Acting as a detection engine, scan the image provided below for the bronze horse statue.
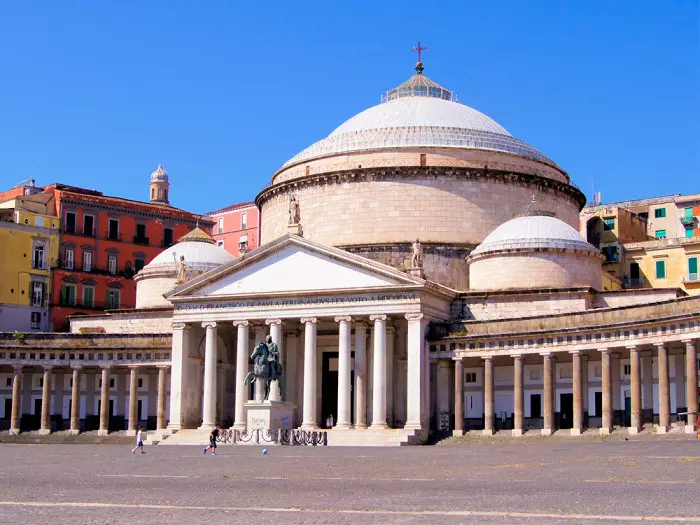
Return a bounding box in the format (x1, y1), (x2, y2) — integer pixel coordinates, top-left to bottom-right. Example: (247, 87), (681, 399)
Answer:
(243, 338), (283, 401)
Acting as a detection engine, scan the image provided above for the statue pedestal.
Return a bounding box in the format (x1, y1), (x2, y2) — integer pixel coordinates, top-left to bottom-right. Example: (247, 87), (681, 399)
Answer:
(287, 223), (303, 236)
(407, 267), (424, 279)
(245, 400), (297, 431)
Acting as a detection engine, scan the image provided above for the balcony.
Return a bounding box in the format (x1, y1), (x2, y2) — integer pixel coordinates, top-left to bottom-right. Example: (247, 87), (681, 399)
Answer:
(133, 235), (150, 246)
(680, 216), (697, 228)
(623, 278), (646, 288)
(684, 273), (699, 283)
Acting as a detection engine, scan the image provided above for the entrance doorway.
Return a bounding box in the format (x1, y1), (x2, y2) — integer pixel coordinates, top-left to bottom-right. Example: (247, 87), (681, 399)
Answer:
(4, 398), (11, 420)
(559, 393), (573, 429)
(530, 394), (541, 419)
(624, 394), (631, 427)
(321, 352), (354, 427)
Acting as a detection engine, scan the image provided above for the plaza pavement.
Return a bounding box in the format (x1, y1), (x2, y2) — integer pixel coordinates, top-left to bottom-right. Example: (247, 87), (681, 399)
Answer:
(0, 438), (698, 524)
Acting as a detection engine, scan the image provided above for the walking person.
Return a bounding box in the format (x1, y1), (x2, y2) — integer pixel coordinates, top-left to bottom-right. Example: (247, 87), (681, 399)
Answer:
(203, 422), (220, 455)
(131, 425), (145, 454)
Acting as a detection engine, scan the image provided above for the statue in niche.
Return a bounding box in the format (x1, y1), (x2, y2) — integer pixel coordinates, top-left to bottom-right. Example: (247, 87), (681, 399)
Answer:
(289, 193), (301, 225)
(175, 255), (188, 284)
(411, 239), (424, 269)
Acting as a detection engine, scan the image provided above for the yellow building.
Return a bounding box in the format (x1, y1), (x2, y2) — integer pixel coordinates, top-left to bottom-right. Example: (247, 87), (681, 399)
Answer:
(623, 236), (700, 296)
(0, 195), (59, 331)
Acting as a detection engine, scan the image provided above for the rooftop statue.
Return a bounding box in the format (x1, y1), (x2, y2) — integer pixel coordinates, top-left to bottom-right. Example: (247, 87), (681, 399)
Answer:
(289, 193), (301, 225)
(175, 255), (188, 284)
(411, 239), (424, 269)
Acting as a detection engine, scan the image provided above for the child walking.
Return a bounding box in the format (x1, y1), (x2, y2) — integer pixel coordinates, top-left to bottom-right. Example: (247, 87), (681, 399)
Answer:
(203, 423), (219, 456)
(131, 425), (145, 454)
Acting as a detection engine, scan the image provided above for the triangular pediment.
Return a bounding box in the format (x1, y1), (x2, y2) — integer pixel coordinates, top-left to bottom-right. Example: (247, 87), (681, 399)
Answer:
(168, 235), (424, 299)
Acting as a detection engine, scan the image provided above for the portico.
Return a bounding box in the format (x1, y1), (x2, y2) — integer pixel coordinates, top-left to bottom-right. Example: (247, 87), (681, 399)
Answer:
(163, 235), (452, 442)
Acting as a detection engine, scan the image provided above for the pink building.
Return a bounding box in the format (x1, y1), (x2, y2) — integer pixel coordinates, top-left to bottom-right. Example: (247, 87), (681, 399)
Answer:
(207, 201), (259, 258)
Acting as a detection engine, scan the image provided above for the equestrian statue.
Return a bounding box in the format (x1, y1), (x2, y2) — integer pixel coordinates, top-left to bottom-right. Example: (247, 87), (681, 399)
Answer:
(243, 335), (283, 401)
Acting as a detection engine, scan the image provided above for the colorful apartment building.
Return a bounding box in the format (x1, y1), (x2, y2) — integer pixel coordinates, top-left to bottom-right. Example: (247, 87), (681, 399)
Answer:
(580, 192), (700, 294)
(0, 167), (212, 331)
(207, 201), (259, 258)
(0, 192), (60, 332)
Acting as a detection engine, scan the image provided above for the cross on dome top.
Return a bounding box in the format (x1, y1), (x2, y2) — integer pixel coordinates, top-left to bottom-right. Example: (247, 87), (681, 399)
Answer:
(411, 40), (428, 72)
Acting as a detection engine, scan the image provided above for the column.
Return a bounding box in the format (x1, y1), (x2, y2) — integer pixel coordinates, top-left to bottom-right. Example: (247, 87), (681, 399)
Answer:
(370, 314), (388, 429)
(386, 325), (396, 427)
(334, 316), (353, 429)
(265, 319), (283, 399)
(9, 366), (22, 435)
(232, 321), (250, 429)
(684, 340), (698, 432)
(513, 355), (524, 436)
(128, 366), (138, 434)
(629, 346), (642, 434)
(301, 318), (318, 429)
(254, 324), (266, 401)
(542, 353), (554, 436)
(600, 349), (613, 435)
(167, 322), (190, 430)
(39, 366), (53, 435)
(483, 357), (494, 435)
(157, 366), (168, 430)
(70, 366), (81, 435)
(571, 351), (583, 436)
(404, 313), (427, 431)
(200, 322), (218, 428)
(286, 330), (300, 423)
(436, 360), (451, 432)
(98, 366), (111, 436)
(354, 321), (368, 429)
(453, 358), (464, 436)
(656, 342), (670, 434)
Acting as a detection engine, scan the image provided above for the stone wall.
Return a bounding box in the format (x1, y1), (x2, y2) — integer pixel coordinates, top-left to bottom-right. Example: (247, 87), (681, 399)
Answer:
(135, 275), (177, 309)
(455, 290), (591, 321)
(259, 168), (583, 270)
(469, 251), (603, 291)
(69, 309), (174, 335)
(0, 331), (172, 350)
(341, 242), (474, 291)
(594, 289), (682, 309)
(273, 148), (569, 185)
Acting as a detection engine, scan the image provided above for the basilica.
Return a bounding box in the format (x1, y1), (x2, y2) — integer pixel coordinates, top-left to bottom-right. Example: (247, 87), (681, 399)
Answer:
(1, 59), (697, 445)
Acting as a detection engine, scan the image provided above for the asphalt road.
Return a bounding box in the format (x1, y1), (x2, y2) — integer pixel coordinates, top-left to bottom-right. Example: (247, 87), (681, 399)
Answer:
(0, 439), (698, 524)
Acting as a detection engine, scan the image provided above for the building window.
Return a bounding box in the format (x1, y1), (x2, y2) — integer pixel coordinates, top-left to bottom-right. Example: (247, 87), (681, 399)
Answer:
(134, 224), (148, 245)
(64, 248), (75, 270)
(603, 218), (615, 231)
(465, 372), (477, 383)
(655, 260), (666, 279)
(239, 234), (248, 252)
(31, 281), (45, 307)
(109, 378), (115, 388)
(106, 289), (120, 310)
(83, 215), (94, 236)
(241, 212), (247, 229)
(134, 257), (145, 272)
(216, 239), (224, 248)
(218, 217), (224, 233)
(32, 242), (45, 269)
(623, 364), (631, 376)
(655, 230), (666, 239)
(108, 219), (119, 240)
(65, 212), (76, 233)
(685, 207), (693, 219)
(83, 251), (92, 272)
(30, 312), (41, 330)
(654, 208), (666, 218)
(83, 286), (94, 308)
(108, 255), (117, 275)
(689, 257), (698, 281)
(61, 284), (77, 306)
(138, 378), (143, 388)
(163, 228), (173, 248)
(601, 246), (618, 263)
(686, 228), (694, 239)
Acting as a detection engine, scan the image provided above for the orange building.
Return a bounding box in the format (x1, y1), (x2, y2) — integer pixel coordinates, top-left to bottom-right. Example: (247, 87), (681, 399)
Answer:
(1, 166), (212, 331)
(207, 201), (259, 258)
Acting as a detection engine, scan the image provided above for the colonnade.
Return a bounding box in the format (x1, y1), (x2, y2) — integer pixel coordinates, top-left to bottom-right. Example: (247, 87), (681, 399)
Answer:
(6, 364), (169, 435)
(175, 312), (429, 432)
(450, 340), (698, 435)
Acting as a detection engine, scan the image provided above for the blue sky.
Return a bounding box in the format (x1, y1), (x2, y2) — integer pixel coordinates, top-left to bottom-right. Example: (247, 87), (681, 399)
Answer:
(0, 1), (697, 214)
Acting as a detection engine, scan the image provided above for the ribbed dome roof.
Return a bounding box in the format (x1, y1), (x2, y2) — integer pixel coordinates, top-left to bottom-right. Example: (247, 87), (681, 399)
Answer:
(471, 215), (598, 256)
(279, 68), (556, 170)
(144, 228), (234, 272)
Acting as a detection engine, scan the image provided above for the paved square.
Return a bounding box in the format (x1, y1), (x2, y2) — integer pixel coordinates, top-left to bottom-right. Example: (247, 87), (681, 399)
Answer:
(0, 440), (698, 524)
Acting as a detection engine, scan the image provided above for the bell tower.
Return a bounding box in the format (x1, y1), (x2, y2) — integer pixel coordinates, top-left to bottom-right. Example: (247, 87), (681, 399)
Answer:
(150, 164), (170, 205)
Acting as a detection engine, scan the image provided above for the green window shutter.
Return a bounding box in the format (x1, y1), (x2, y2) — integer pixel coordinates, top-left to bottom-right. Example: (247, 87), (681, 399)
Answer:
(689, 258), (698, 275)
(686, 229), (694, 238)
(60, 285), (67, 305)
(655, 260), (666, 279)
(655, 230), (666, 239)
(685, 207), (693, 218)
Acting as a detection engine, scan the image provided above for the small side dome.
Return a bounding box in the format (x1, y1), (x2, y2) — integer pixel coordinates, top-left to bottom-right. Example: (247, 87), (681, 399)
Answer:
(151, 164), (169, 182)
(468, 214), (604, 291)
(135, 227), (234, 308)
